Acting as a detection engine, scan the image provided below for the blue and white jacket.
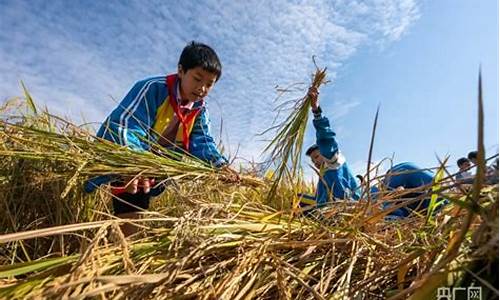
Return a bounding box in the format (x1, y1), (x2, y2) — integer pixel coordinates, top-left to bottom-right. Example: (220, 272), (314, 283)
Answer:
(85, 75), (227, 193)
(97, 75), (227, 166)
(313, 112), (361, 206)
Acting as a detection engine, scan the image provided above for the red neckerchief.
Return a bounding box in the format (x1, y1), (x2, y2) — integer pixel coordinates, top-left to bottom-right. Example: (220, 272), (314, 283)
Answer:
(165, 74), (203, 151)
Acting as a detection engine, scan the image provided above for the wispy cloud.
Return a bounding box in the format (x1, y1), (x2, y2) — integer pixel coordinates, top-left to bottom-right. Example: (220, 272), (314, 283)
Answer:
(0, 0), (420, 161)
(331, 0), (420, 42)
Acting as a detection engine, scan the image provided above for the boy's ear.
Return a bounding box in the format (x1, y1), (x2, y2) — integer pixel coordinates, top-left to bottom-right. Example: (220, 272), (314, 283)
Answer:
(177, 64), (184, 77)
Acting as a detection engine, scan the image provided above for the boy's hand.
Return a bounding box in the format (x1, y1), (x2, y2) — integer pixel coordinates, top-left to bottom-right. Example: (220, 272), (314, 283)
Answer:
(308, 87), (320, 112)
(122, 177), (154, 194)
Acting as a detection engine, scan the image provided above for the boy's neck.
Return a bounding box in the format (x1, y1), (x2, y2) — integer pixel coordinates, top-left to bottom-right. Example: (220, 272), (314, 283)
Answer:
(180, 98), (191, 106)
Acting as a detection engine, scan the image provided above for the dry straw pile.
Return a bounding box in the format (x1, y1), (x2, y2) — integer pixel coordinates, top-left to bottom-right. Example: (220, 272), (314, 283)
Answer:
(0, 71), (497, 299)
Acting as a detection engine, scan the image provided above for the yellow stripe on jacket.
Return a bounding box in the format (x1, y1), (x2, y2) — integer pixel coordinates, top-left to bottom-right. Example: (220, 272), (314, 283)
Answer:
(152, 96), (198, 148)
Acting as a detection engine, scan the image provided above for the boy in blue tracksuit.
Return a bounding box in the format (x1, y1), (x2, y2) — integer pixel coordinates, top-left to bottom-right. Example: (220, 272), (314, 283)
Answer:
(299, 88), (434, 218)
(368, 162), (441, 219)
(86, 41), (238, 234)
(301, 87), (360, 208)
(378, 162), (434, 218)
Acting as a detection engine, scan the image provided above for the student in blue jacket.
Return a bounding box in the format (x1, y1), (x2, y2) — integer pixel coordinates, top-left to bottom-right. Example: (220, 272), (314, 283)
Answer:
(299, 88), (435, 218)
(86, 41), (238, 235)
(301, 87), (361, 208)
(376, 162), (435, 218)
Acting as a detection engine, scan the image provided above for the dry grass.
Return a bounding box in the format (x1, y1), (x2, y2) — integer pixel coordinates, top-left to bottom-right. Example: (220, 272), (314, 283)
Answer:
(0, 71), (497, 299)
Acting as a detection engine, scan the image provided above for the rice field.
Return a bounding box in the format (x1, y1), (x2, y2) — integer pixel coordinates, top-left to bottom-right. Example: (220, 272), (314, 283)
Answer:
(0, 72), (497, 299)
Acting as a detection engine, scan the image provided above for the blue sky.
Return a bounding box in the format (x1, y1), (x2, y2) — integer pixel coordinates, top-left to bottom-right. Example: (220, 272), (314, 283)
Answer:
(0, 0), (498, 178)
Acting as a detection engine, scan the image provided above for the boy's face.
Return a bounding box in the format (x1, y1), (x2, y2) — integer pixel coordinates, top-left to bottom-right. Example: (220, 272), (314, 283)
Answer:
(459, 161), (471, 171)
(309, 149), (326, 169)
(178, 66), (217, 102)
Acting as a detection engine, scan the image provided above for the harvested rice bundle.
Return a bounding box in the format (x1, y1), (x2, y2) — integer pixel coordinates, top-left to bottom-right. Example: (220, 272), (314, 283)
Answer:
(262, 63), (328, 207)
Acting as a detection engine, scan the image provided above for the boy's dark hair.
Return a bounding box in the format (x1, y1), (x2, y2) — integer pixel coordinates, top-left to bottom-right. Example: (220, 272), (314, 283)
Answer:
(457, 157), (469, 167)
(356, 174), (364, 184)
(467, 151), (478, 160)
(306, 144), (319, 156)
(178, 41), (222, 81)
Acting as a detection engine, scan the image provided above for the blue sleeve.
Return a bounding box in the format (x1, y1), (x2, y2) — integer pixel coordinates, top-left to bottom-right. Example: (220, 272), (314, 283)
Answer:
(313, 116), (339, 160)
(84, 175), (118, 193)
(384, 163), (434, 189)
(315, 184), (328, 208)
(96, 77), (166, 152)
(189, 107), (228, 167)
(370, 185), (380, 198)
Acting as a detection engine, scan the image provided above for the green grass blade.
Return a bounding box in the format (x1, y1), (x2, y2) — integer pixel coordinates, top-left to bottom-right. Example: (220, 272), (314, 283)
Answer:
(20, 81), (37, 116)
(0, 255), (77, 278)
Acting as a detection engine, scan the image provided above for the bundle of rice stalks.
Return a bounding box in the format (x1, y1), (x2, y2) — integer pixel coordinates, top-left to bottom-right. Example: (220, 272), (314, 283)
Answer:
(262, 62), (328, 207)
(0, 92), (262, 261)
(0, 116), (262, 189)
(0, 182), (497, 299)
(0, 71), (497, 299)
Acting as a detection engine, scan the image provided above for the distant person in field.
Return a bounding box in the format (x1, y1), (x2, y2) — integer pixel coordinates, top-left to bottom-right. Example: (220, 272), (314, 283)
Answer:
(356, 174), (364, 185)
(467, 151), (478, 165)
(467, 150), (480, 180)
(468, 150), (499, 184)
(455, 157), (473, 183)
(85, 41), (239, 235)
(374, 162), (437, 218)
(299, 87), (361, 208)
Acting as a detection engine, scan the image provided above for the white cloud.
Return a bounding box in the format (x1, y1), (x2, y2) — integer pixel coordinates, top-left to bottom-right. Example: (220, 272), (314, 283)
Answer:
(331, 0), (420, 42)
(371, 0), (421, 41)
(0, 0), (421, 162)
